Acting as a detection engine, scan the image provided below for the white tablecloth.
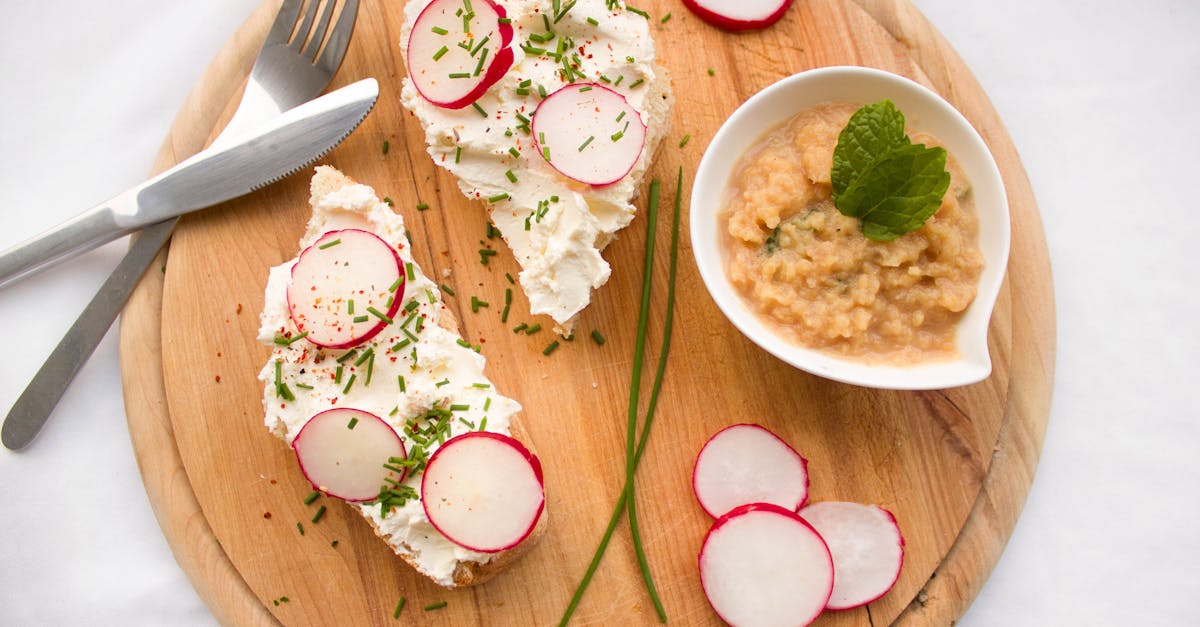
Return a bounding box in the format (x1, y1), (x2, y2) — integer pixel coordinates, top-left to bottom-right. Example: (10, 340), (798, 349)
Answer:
(2, 1), (1197, 624)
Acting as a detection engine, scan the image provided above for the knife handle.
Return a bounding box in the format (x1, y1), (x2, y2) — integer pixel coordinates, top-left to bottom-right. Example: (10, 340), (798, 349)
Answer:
(0, 201), (132, 289)
(1, 218), (176, 450)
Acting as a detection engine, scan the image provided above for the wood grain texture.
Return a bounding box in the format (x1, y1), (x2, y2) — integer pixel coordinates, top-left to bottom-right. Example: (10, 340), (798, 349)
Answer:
(117, 0), (1054, 625)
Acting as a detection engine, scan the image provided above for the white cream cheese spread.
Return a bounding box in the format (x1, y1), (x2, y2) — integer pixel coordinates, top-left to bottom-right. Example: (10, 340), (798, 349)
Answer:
(257, 166), (522, 586)
(400, 0), (673, 332)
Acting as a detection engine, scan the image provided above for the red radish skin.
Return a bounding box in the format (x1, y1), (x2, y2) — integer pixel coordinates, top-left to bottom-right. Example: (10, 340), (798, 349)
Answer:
(406, 0), (515, 109)
(699, 502), (834, 627)
(531, 83), (647, 186)
(421, 432), (544, 553)
(292, 408), (407, 502)
(286, 229), (404, 349)
(692, 423), (809, 518)
(799, 501), (905, 610)
(682, 0), (793, 31)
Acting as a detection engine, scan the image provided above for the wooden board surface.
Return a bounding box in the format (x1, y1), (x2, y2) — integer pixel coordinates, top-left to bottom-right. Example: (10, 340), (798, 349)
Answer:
(118, 0), (1055, 624)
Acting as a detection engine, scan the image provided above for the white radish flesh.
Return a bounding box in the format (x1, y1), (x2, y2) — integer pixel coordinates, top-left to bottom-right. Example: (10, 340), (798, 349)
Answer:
(286, 229), (404, 349)
(681, 0), (792, 30)
(292, 408), (407, 502)
(422, 432), (544, 553)
(799, 501), (905, 610)
(699, 503), (834, 627)
(692, 423), (809, 518)
(406, 0), (515, 109)
(531, 83), (646, 186)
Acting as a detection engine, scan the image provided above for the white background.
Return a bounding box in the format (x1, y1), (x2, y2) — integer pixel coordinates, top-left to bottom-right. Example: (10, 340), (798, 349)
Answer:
(2, 1), (1197, 625)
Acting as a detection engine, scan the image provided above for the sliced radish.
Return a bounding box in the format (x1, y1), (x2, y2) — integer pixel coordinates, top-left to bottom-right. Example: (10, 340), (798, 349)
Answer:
(799, 502), (905, 610)
(292, 408), (407, 502)
(421, 432), (544, 553)
(692, 423), (809, 518)
(531, 83), (646, 186)
(682, 0), (792, 30)
(406, 0), (515, 109)
(286, 229), (404, 349)
(700, 502), (834, 627)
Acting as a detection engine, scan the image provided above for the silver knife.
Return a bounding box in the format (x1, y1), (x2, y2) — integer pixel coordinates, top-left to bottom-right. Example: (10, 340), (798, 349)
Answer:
(0, 78), (378, 451)
(0, 77), (379, 289)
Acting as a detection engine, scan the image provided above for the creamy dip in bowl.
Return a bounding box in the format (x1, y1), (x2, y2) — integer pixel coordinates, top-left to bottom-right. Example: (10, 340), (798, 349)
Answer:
(691, 66), (1010, 389)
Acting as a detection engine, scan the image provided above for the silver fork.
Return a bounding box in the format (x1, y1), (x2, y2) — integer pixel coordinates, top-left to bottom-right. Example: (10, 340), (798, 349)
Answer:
(1, 0), (360, 450)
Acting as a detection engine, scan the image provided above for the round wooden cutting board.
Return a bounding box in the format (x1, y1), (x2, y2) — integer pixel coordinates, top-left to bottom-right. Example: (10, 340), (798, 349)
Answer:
(119, 0), (1055, 625)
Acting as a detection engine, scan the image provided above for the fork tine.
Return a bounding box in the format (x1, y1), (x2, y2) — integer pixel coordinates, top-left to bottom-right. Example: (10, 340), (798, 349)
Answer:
(289, 0), (321, 50)
(316, 0), (360, 74)
(262, 0), (304, 48)
(301, 0), (338, 61)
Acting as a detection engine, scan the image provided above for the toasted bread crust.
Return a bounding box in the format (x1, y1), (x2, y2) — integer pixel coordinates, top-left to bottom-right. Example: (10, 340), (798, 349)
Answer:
(268, 166), (546, 588)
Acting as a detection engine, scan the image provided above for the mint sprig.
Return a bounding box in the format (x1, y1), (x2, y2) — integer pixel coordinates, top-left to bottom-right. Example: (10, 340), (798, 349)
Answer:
(831, 100), (951, 242)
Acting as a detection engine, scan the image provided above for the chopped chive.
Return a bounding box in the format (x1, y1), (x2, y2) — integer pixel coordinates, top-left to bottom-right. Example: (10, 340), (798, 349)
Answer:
(449, 404), (470, 412)
(274, 330), (310, 346)
(626, 5), (649, 18)
(394, 597), (407, 619)
(501, 304), (511, 323)
(432, 25), (449, 35)
(353, 314), (370, 323)
(480, 416), (489, 430)
(525, 323), (542, 335)
(295, 383), (313, 390)
(435, 379), (450, 387)
(432, 45), (449, 61)
(707, 68), (715, 76)
(391, 339), (411, 352)
(538, 83), (548, 98)
(470, 296), (489, 312)
(448, 71), (472, 79)
(382, 140), (390, 154)
(311, 505), (327, 524)
(587, 16), (599, 25)
(455, 146), (462, 163)
(629, 78), (644, 88)
(591, 329), (606, 345)
(398, 375), (406, 392)
(347, 416), (359, 429)
(471, 382), (491, 389)
(365, 353), (375, 386)
(554, 0), (577, 22)
(354, 348), (374, 366)
(598, 75), (612, 84)
(488, 192), (510, 203)
(304, 490), (321, 505)
(483, 398), (492, 411)
(660, 12), (672, 22)
(578, 135), (595, 151)
(337, 349), (358, 364)
(405, 300), (419, 312)
(405, 262), (415, 281)
(472, 47), (489, 76)
(459, 417), (476, 429)
(505, 288), (512, 305)
(416, 202), (429, 211)
(471, 35), (491, 56)
(367, 307), (394, 324)
(335, 365), (343, 384)
(424, 602), (448, 612)
(519, 78), (533, 87)
(441, 284), (456, 296)
(479, 249), (498, 265)
(505, 272), (515, 284)
(342, 374), (357, 394)
(521, 43), (547, 55)
(513, 323), (528, 333)
(400, 311), (419, 329)
(505, 169), (518, 183)
(498, 16), (512, 23)
(297, 522), (305, 535)
(614, 74), (624, 86)
(279, 384), (295, 402)
(679, 134), (692, 148)
(542, 146), (551, 161)
(508, 147), (521, 159)
(543, 341), (560, 356)
(318, 238), (341, 249)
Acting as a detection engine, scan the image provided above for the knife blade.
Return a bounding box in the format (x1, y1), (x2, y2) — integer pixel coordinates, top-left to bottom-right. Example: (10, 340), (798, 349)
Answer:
(1, 77), (379, 451)
(0, 77), (380, 289)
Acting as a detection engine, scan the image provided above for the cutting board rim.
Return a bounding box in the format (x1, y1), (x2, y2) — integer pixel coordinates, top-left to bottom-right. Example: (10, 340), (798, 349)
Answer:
(118, 0), (1055, 624)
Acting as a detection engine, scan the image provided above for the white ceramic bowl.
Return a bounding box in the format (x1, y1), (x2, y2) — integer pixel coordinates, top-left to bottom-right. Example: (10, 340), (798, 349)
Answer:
(691, 66), (1010, 390)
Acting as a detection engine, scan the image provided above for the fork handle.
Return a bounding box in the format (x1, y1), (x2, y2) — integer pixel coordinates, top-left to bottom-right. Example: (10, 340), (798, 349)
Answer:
(1, 218), (176, 450)
(0, 202), (131, 289)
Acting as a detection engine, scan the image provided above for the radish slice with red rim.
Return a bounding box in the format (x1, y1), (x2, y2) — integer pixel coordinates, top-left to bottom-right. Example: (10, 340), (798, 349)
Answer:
(799, 501), (905, 610)
(406, 0), (515, 109)
(682, 0), (793, 31)
(286, 229), (404, 349)
(692, 423), (809, 518)
(421, 432), (544, 553)
(699, 502), (834, 626)
(292, 408), (407, 503)
(531, 83), (646, 186)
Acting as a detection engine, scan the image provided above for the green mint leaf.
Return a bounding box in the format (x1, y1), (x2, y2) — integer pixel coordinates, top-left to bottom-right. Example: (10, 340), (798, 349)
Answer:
(835, 142), (950, 241)
(831, 99), (908, 198)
